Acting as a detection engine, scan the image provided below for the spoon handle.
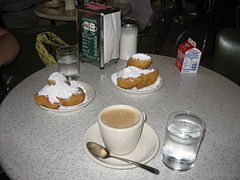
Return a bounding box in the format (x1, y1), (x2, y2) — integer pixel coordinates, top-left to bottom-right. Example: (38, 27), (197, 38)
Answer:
(110, 155), (159, 175)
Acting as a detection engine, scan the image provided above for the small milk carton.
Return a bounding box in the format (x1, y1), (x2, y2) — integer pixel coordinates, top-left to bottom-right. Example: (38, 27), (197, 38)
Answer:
(176, 38), (202, 73)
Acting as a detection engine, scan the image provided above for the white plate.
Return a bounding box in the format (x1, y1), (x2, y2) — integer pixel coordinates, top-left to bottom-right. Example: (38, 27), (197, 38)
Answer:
(83, 123), (159, 169)
(111, 73), (164, 94)
(40, 81), (95, 112)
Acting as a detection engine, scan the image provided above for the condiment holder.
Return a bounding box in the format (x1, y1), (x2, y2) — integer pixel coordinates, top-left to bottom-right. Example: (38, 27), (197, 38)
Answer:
(76, 4), (121, 68)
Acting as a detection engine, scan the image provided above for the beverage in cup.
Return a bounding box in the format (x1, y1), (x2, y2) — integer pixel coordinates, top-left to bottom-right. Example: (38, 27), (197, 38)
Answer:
(161, 111), (205, 171)
(98, 104), (146, 155)
(56, 46), (80, 79)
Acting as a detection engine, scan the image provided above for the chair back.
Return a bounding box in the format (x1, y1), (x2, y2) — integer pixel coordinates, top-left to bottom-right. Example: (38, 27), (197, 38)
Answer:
(214, 28), (240, 85)
(173, 24), (210, 57)
(137, 1), (175, 54)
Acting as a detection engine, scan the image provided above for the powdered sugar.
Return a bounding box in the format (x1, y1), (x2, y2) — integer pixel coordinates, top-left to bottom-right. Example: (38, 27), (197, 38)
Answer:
(38, 80), (95, 112)
(38, 72), (87, 104)
(48, 72), (67, 84)
(117, 66), (154, 79)
(38, 83), (81, 104)
(70, 80), (83, 89)
(111, 73), (163, 93)
(131, 53), (151, 61)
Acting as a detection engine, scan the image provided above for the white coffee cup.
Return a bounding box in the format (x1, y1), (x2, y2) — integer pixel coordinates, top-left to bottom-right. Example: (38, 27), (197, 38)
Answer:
(98, 104), (146, 155)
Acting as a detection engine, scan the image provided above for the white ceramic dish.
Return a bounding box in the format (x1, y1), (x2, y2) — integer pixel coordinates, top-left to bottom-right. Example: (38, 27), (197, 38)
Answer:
(40, 81), (95, 112)
(83, 123), (159, 169)
(111, 73), (164, 94)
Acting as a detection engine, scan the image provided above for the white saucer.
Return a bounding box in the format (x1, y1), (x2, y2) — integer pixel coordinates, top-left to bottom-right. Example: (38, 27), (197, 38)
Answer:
(111, 73), (164, 94)
(40, 81), (95, 113)
(83, 123), (159, 169)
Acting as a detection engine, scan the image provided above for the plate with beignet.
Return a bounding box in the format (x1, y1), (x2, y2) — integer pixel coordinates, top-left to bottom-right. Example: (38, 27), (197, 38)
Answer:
(111, 66), (164, 94)
(34, 72), (95, 112)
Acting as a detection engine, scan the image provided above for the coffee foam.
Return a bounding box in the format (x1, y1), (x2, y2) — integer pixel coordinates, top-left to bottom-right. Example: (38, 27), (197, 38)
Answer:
(100, 106), (141, 129)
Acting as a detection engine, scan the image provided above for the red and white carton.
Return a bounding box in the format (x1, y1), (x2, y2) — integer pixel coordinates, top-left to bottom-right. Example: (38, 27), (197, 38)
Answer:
(176, 38), (202, 73)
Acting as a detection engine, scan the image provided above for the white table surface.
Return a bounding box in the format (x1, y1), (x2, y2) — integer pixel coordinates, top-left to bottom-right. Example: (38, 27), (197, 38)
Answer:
(0, 55), (240, 180)
(34, 1), (131, 22)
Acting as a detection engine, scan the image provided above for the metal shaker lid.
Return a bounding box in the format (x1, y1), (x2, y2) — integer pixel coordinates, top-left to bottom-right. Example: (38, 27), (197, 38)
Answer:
(121, 17), (138, 28)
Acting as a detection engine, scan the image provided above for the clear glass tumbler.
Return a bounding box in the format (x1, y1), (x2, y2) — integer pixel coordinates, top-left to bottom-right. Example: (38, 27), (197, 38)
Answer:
(56, 46), (80, 79)
(161, 111), (205, 171)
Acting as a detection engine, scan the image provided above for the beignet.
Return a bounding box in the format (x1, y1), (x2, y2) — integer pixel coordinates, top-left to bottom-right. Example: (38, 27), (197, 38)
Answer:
(34, 72), (85, 109)
(127, 53), (152, 69)
(116, 66), (159, 89)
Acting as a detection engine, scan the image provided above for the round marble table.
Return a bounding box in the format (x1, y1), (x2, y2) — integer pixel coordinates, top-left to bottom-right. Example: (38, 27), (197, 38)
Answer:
(34, 1), (131, 22)
(0, 55), (240, 180)
(34, 2), (77, 22)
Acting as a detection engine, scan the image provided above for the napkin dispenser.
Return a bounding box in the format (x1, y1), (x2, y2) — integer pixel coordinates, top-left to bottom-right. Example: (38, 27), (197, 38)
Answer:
(76, 5), (121, 68)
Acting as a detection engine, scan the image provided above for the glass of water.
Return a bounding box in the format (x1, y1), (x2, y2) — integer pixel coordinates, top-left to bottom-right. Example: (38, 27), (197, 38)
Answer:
(56, 46), (80, 79)
(161, 111), (205, 171)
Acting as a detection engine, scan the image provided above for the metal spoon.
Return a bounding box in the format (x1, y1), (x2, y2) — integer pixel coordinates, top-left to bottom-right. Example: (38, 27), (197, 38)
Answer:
(87, 142), (159, 175)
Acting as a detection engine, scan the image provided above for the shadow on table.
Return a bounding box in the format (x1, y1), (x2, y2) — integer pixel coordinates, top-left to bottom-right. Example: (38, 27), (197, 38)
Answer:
(0, 167), (10, 180)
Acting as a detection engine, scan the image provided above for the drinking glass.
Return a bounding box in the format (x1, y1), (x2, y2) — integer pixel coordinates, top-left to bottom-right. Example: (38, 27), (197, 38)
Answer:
(161, 111), (205, 171)
(56, 46), (80, 79)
